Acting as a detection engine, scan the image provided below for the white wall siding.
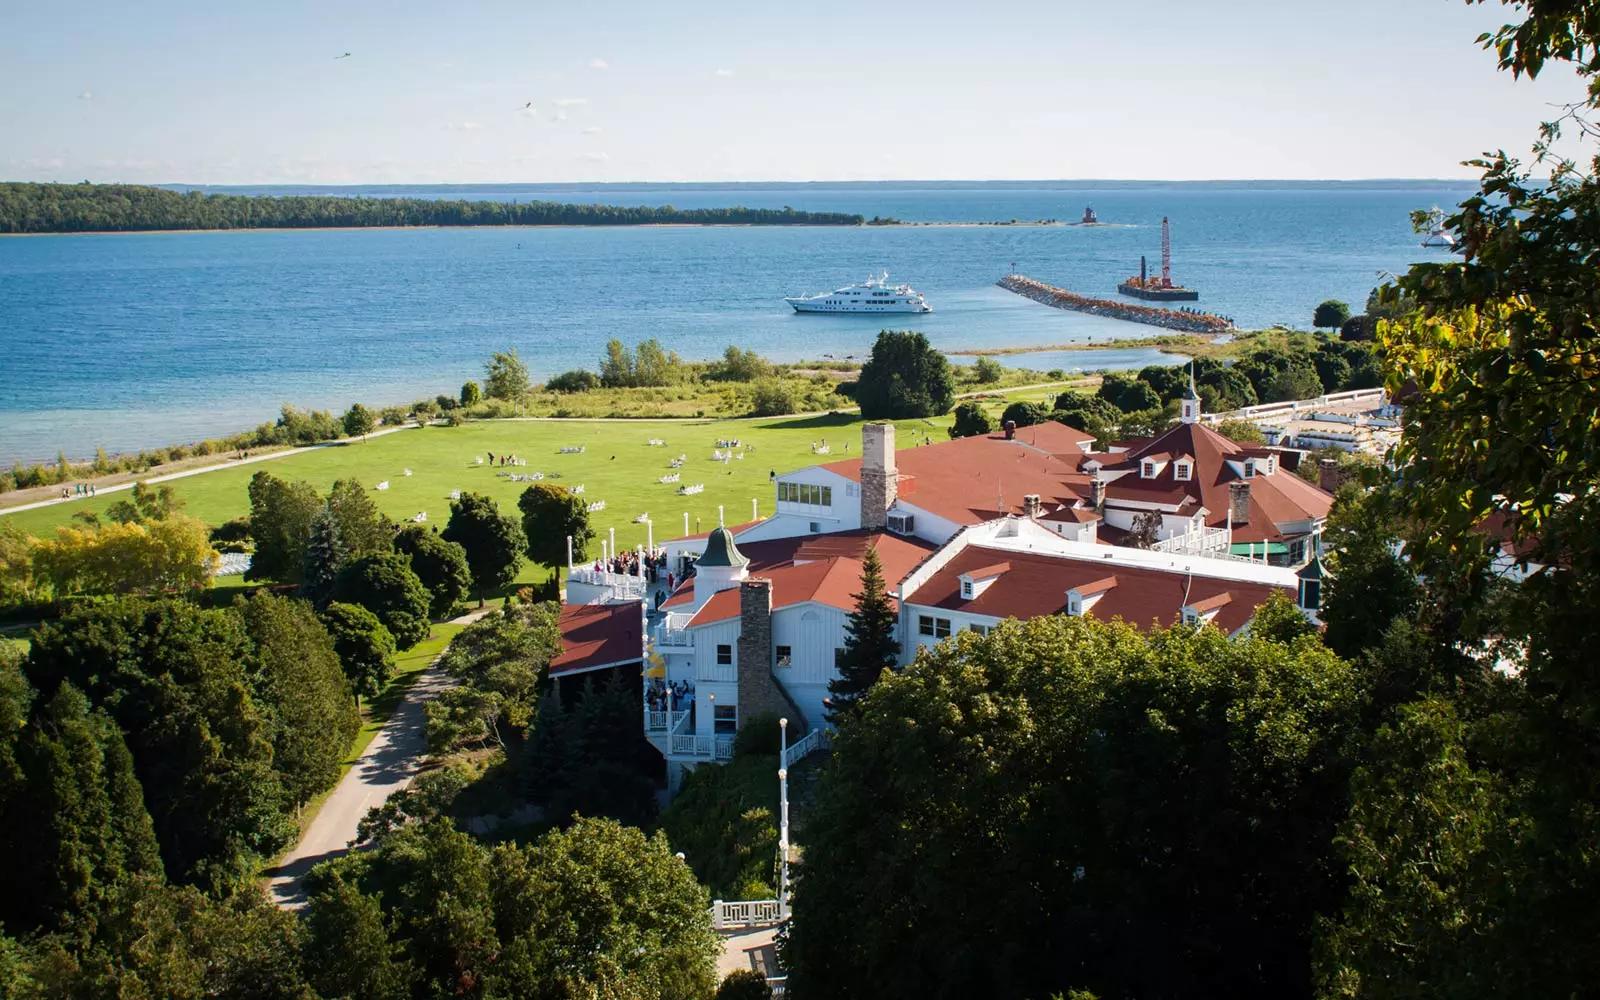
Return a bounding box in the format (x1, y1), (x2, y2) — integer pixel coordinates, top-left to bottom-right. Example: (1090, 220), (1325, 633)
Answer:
(692, 620), (740, 684)
(773, 469), (859, 533)
(902, 604), (1006, 659)
(772, 603), (848, 686)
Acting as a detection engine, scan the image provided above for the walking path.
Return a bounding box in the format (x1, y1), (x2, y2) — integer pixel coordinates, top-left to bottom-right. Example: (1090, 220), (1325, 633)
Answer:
(266, 662), (452, 908)
(0, 426), (413, 518)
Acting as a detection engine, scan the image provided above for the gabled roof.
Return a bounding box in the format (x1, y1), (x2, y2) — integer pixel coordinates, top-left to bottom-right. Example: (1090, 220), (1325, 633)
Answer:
(1094, 421), (1333, 543)
(550, 602), (644, 676)
(1041, 503), (1101, 524)
(906, 544), (1290, 635)
(687, 557), (867, 627)
(819, 428), (1095, 527)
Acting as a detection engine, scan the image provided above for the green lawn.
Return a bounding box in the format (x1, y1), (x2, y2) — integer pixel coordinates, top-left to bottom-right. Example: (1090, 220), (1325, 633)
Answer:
(5, 413), (963, 579)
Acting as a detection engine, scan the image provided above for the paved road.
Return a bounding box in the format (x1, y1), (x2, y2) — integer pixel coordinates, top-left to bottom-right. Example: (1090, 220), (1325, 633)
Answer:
(718, 925), (781, 980)
(266, 664), (453, 908)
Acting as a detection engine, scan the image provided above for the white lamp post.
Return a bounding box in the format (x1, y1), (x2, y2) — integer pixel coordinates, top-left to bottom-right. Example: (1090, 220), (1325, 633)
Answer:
(779, 717), (790, 918)
(752, 497), (759, 521)
(566, 534), (574, 573)
(684, 511), (690, 536)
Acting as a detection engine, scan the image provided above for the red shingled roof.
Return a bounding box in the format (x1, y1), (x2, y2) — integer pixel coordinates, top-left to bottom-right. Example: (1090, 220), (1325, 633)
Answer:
(688, 557), (866, 627)
(550, 602), (644, 676)
(1096, 421), (1333, 543)
(906, 545), (1290, 634)
(820, 430), (1095, 526)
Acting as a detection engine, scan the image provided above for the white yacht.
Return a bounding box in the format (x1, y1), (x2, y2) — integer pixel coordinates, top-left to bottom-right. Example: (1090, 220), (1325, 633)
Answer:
(785, 272), (932, 313)
(1420, 206), (1456, 249)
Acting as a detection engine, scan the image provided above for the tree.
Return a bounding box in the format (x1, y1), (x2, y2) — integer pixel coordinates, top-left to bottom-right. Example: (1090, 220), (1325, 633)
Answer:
(1137, 364), (1188, 401)
(320, 602), (396, 707)
(855, 330), (956, 419)
(342, 402), (375, 440)
(1262, 364), (1324, 403)
(1000, 400), (1045, 428)
(331, 553), (432, 650)
(1214, 419), (1265, 445)
(300, 507), (347, 608)
(303, 874), (413, 1000)
(1198, 365), (1258, 411)
(485, 349), (531, 403)
(599, 339), (635, 387)
(718, 969), (775, 1000)
(826, 548), (899, 725)
(444, 492), (526, 605)
(1115, 379), (1162, 413)
(31, 514), (220, 596)
(1049, 393), (1122, 439)
(1318, 488), (1423, 662)
(1313, 299), (1351, 332)
(523, 677), (660, 828)
(1127, 509), (1163, 548)
(326, 478), (391, 559)
(239, 592), (360, 808)
(105, 480), (182, 524)
(245, 470), (321, 583)
(1339, 314), (1374, 341)
(948, 401), (995, 439)
(633, 338), (680, 386)
(711, 345), (771, 382)
(656, 755), (778, 900)
(785, 615), (1359, 1000)
(23, 598), (295, 889)
(972, 356), (1004, 384)
(459, 380), (481, 406)
(393, 525), (472, 618)
(517, 484), (594, 572)
(427, 599), (560, 749)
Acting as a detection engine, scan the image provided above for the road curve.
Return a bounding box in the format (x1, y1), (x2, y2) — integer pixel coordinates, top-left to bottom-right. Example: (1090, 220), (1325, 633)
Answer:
(266, 664), (452, 909)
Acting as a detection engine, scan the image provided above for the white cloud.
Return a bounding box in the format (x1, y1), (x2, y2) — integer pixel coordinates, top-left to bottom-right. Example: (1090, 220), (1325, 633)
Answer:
(555, 111), (569, 121)
(589, 58), (609, 70)
(519, 106), (538, 118)
(78, 90), (92, 100)
(553, 97), (588, 107)
(584, 151), (610, 162)
(581, 126), (603, 134)
(445, 121), (482, 131)
(714, 69), (735, 78)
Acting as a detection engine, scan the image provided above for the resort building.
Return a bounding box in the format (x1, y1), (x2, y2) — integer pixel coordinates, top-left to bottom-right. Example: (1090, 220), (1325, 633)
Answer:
(624, 390), (1333, 783)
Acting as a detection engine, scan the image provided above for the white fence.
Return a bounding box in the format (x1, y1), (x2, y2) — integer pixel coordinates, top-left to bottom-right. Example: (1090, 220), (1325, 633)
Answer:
(710, 898), (784, 929)
(645, 709), (690, 733)
(670, 734), (735, 760)
(1207, 387), (1387, 424)
(1152, 526), (1233, 559)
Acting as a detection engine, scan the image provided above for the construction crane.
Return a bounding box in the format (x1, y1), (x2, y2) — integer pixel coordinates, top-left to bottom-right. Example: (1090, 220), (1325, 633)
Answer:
(1117, 215), (1199, 301)
(1161, 216), (1173, 288)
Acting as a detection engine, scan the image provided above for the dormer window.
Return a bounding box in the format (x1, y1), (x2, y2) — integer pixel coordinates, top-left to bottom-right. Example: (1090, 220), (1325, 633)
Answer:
(1174, 460), (1192, 482)
(1067, 593), (1083, 615)
(1243, 460), (1257, 479)
(961, 580), (974, 598)
(1182, 607), (1200, 626)
(1141, 460), (1156, 479)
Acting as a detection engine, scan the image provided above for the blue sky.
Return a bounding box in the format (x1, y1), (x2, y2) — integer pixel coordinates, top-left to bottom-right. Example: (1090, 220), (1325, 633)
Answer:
(0, 0), (1587, 183)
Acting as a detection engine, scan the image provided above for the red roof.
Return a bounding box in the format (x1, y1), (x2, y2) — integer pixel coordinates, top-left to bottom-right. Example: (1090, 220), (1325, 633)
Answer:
(676, 529), (938, 625)
(906, 545), (1290, 634)
(1095, 421), (1333, 543)
(550, 602), (644, 676)
(820, 429), (1096, 526)
(1041, 503), (1102, 524)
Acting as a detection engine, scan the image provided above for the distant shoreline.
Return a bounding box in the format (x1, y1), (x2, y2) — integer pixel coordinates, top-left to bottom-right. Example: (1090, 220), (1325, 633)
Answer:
(0, 222), (866, 238)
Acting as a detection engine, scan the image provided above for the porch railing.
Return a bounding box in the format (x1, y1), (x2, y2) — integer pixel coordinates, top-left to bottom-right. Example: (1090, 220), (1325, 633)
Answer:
(669, 733), (735, 760)
(710, 898), (784, 929)
(645, 709), (689, 733)
(782, 728), (831, 769)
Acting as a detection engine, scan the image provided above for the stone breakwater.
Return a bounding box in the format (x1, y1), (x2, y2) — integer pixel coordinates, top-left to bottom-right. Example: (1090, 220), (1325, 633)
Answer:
(998, 274), (1234, 333)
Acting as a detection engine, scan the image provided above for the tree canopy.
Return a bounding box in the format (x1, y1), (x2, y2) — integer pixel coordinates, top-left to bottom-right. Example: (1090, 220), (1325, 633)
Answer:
(393, 524), (472, 618)
(331, 553), (433, 650)
(517, 483), (595, 569)
(855, 331), (956, 419)
(442, 492), (526, 605)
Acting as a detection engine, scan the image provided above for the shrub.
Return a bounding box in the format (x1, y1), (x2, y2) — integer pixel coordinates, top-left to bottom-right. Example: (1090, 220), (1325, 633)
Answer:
(717, 970), (774, 1000)
(949, 401), (995, 439)
(545, 369), (601, 393)
(1001, 401), (1045, 428)
(434, 394), (458, 412)
(972, 356), (1005, 384)
(460, 380), (482, 406)
(733, 713), (785, 758)
(749, 379), (800, 417)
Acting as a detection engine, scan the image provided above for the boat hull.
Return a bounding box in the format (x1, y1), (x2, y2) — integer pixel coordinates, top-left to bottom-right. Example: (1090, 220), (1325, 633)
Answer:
(787, 300), (931, 313)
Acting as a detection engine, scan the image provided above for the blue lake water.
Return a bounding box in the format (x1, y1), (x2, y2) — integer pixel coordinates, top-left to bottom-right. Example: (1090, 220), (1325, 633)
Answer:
(0, 180), (1472, 462)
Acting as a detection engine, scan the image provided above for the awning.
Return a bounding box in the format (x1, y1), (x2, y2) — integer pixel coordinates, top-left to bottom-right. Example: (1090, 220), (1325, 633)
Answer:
(645, 663), (667, 678)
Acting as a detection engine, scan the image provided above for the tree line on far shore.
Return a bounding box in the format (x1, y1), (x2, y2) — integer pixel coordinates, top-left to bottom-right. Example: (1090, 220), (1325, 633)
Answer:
(0, 183), (865, 234)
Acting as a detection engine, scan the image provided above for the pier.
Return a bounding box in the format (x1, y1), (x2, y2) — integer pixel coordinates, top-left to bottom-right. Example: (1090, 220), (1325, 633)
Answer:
(997, 273), (1233, 334)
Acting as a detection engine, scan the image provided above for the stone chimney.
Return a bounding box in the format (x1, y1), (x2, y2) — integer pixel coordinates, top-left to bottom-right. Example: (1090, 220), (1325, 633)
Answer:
(736, 579), (806, 731)
(1090, 478), (1107, 513)
(1229, 480), (1252, 526)
(860, 423), (898, 531)
(1022, 494), (1043, 519)
(1317, 458), (1345, 494)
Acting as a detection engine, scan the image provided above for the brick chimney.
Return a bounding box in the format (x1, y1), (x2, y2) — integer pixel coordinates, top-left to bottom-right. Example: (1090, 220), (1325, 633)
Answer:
(736, 579), (806, 730)
(1090, 478), (1107, 513)
(1317, 458), (1345, 494)
(1229, 480), (1252, 526)
(860, 423), (898, 531)
(1022, 494), (1043, 519)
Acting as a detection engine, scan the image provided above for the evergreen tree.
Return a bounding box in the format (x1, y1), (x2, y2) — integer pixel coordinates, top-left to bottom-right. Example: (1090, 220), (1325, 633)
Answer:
(827, 547), (899, 725)
(300, 507), (347, 608)
(245, 470), (322, 584)
(303, 874), (413, 1000)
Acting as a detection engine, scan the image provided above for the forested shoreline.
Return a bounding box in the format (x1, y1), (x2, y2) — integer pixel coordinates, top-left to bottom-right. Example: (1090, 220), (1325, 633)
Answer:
(0, 182), (865, 234)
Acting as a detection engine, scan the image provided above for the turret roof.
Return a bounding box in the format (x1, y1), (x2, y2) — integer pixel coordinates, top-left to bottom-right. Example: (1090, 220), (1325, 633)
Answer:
(698, 526), (749, 568)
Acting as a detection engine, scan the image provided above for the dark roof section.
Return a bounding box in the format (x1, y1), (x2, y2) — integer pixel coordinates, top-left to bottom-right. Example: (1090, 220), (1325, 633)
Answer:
(551, 601), (644, 676)
(698, 526), (749, 568)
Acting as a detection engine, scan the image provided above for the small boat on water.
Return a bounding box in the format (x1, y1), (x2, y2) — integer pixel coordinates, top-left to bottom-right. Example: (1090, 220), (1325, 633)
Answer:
(785, 272), (932, 313)
(1420, 206), (1455, 249)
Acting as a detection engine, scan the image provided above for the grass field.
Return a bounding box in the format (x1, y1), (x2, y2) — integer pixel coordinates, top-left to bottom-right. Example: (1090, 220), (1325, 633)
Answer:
(5, 411), (977, 582)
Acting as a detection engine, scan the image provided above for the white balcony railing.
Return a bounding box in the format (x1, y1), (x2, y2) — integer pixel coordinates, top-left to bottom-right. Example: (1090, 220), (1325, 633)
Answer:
(669, 734), (735, 760)
(710, 898), (784, 929)
(1152, 526), (1233, 559)
(645, 709), (691, 734)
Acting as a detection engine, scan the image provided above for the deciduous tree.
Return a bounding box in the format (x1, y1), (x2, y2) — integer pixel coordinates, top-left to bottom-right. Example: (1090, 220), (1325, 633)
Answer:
(855, 330), (955, 419)
(485, 348), (531, 403)
(319, 601), (396, 707)
(947, 401), (994, 439)
(246, 470), (321, 583)
(331, 553), (432, 650)
(393, 525), (471, 617)
(342, 402), (375, 440)
(443, 492), (526, 605)
(1313, 299), (1351, 332)
(517, 483), (594, 570)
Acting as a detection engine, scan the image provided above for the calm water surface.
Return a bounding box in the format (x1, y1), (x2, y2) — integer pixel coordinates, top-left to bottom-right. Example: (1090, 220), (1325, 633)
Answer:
(0, 181), (1470, 461)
